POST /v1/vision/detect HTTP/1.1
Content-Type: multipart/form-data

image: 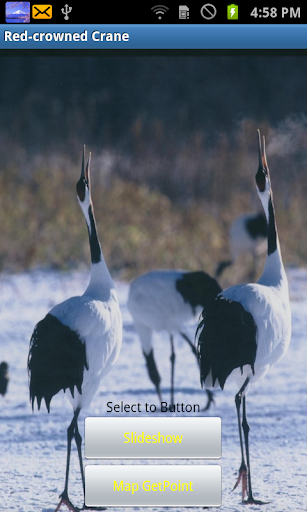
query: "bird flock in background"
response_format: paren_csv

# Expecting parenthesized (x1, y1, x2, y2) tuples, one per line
(2, 130, 291, 510)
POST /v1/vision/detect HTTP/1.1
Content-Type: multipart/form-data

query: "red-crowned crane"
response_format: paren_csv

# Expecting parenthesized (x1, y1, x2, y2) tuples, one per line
(216, 211, 267, 280)
(28, 148, 122, 511)
(128, 269, 221, 410)
(197, 130, 291, 504)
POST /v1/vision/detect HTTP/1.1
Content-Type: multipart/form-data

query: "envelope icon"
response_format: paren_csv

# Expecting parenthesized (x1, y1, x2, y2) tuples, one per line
(32, 5, 52, 19)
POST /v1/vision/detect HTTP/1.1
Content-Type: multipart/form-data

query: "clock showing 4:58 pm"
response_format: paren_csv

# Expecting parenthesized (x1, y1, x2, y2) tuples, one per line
(250, 7, 301, 19)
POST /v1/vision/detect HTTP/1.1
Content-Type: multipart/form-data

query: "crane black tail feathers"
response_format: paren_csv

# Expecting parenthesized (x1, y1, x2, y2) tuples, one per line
(28, 314, 88, 413)
(197, 296, 257, 390)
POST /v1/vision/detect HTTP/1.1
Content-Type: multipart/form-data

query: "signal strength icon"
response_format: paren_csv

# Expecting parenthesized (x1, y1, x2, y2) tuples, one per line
(151, 5, 169, 20)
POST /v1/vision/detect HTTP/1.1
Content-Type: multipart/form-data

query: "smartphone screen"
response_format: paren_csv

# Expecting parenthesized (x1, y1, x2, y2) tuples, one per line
(0, 4, 305, 511)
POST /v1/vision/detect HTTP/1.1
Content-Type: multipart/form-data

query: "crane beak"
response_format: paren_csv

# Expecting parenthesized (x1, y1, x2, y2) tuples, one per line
(76, 145, 89, 201)
(81, 145, 86, 179)
(262, 135, 268, 169)
(80, 145, 91, 187)
(85, 152, 91, 190)
(255, 129, 267, 192)
(257, 130, 269, 170)
(257, 129, 262, 168)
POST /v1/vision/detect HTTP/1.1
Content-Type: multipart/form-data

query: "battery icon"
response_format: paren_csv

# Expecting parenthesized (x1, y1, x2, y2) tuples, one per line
(227, 4, 238, 19)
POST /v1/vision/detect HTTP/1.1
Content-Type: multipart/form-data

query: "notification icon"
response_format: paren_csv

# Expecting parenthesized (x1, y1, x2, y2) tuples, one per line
(5, 1, 30, 23)
(32, 4, 52, 19)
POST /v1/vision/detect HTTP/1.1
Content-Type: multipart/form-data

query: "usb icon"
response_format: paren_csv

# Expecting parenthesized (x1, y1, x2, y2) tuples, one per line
(227, 4, 238, 20)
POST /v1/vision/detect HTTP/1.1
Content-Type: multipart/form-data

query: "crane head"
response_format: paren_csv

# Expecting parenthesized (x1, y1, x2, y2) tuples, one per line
(255, 129, 270, 194)
(76, 145, 91, 202)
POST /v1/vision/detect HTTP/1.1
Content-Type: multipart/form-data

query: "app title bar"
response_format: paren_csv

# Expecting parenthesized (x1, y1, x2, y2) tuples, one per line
(1, 24, 307, 49)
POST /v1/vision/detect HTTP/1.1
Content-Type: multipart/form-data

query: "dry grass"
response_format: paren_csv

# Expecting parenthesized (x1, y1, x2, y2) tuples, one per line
(0, 118, 306, 285)
(0, 164, 223, 279)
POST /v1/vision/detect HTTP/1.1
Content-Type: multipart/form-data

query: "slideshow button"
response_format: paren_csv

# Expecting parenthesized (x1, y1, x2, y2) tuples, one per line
(85, 417, 221, 459)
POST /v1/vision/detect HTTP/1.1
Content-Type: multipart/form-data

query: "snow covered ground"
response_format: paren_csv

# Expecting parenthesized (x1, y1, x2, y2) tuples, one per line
(0, 268, 306, 512)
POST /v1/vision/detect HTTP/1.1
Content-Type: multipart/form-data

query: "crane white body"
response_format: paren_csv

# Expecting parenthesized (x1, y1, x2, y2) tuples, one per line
(50, 284, 121, 411)
(206, 275, 291, 392)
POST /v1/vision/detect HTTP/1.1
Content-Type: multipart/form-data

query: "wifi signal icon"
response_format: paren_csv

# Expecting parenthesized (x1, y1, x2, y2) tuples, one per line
(151, 5, 169, 20)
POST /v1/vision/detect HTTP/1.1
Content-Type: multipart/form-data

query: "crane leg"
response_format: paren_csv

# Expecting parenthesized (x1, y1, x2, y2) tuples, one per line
(242, 396, 269, 505)
(137, 324, 162, 405)
(180, 331, 215, 411)
(180, 331, 197, 357)
(55, 408, 107, 511)
(233, 378, 249, 501)
(202, 389, 215, 411)
(170, 334, 176, 409)
(143, 349, 162, 404)
(74, 421, 85, 497)
(54, 409, 80, 512)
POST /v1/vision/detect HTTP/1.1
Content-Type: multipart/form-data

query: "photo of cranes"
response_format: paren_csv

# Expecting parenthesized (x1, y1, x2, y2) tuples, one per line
(0, 53, 306, 511)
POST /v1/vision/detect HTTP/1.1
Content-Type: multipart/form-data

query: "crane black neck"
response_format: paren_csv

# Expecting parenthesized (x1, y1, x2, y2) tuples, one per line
(87, 203, 102, 264)
(267, 194, 277, 256)
(258, 191, 286, 287)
